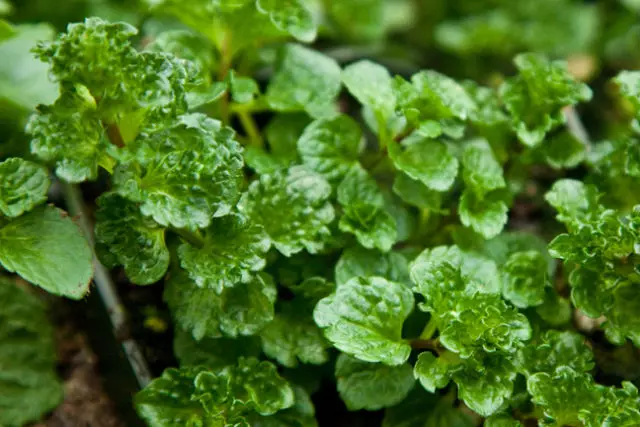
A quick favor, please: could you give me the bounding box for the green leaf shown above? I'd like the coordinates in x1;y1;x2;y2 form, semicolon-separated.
326;0;386;42
438;294;531;357
388;137;459;192
114;113;244;230
177;214;270;293
95;193;169;285
394;70;476;124
544;179;599;226
297;115;363;183
164;271;276;340
335;245;410;287
541;131;586;169
0;158;49;218
342;60;396;123
615;70;640;120
256;0;317;43
135;358;295;426
455;357;517;417
500;53;592;147
392;172;445;212
260;299;330;368
0;279;63;426
382;387;475;427
228;70;260;104
337;165;398;251
461;139;505;196
266;44;342;119
458;190;509;239
135;366;229;426
502;251;550;308
519;330;594;377
248;385;318;427
239;166;335;256
0;23;58;111
413;352;453;393
335;353;415;411
174;327;261;370
314;276;414;365
527;367;600;426
0;206;93;299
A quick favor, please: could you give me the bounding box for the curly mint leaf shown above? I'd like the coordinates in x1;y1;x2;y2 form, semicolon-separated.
342;60;396;124
438;294;531;357
256;0;317;43
541;131;586;169
413;352;454;393
114;113;244;230
0;279;63;426
455;358;517;417
337;165;398;251
461;139;505;197
260;299;330;368
0;206;92;299
388;137;458;192
266;44;341;119
135;366;230;426
544;179;599;226
177;214;270;293
95;193;169;285
500;53;592;147
28;88;109;183
297;115;363;183
335;245;410;287
527;367;600;426
615;70;640;121
519;330;594;377
240;166;334;257
502;250;550;308
231;357;296;415
458;190;508;239
392;172;446;212
0;158;49;218
335;353;415;411
165;271;276;340
485;415;522;427
314;276;414;365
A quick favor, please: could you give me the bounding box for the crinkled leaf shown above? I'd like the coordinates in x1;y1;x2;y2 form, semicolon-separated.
455;358;517;417
413;352;453;393
297;115;362;183
239;166;335;257
461;139;505;197
174;328;261;370
114;114;244;230
542;131;586;169
335;353;415;411
0;158;49;218
177;214;270;293
335;246;409;287
500;53;592;147
266;44;341;119
519;330;594;377
95;192;169;285
0;279;63;426
388;137;458;192
544;179;599;226
314;276;414;365
260;299;330;368
342;60;396;123
0;206;92;299
392;172;445;212
458;190;509;239
502;251;549;308
164;271;276;340
382;387;475;427
256;0;317;43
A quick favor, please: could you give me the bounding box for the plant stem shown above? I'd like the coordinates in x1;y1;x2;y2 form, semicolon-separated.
419;317;438;340
171;227;205;249
218;32;232;124
564;106;591;150
237;109;264;148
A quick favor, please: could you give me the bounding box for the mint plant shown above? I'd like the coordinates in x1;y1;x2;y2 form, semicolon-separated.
3;0;640;425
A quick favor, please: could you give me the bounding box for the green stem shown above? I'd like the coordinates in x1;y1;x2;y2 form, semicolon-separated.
419;317;438;340
171;227;205;249
237;109;264;148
